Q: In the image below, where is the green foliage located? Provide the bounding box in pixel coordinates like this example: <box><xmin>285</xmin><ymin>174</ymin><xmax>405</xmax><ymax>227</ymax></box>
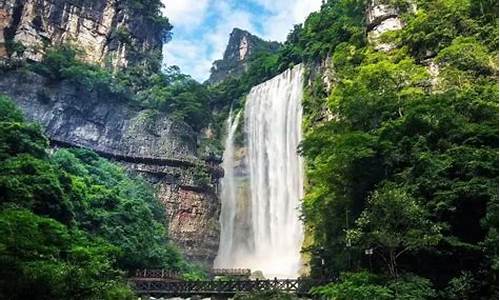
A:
<box><xmin>192</xmin><ymin>163</ymin><xmax>211</xmax><ymax>187</ymax></box>
<box><xmin>101</xmin><ymin>283</ymin><xmax>136</xmax><ymax>300</ymax></box>
<box><xmin>311</xmin><ymin>272</ymin><xmax>393</xmax><ymax>300</ymax></box>
<box><xmin>30</xmin><ymin>45</ymin><xmax>130</xmax><ymax>99</ymax></box>
<box><xmin>388</xmin><ymin>274</ymin><xmax>437</xmax><ymax>300</ymax></box>
<box><xmin>0</xmin><ymin>121</ymin><xmax>48</xmax><ymax>160</ymax></box>
<box><xmin>441</xmin><ymin>272</ymin><xmax>477</xmax><ymax>299</ymax></box>
<box><xmin>30</xmin><ymin>45</ymin><xmax>80</xmax><ymax>81</ymax></box>
<box><xmin>398</xmin><ymin>0</ymin><xmax>498</xmax><ymax>58</ymax></box>
<box><xmin>286</xmin><ymin>0</ymin><xmax>366</xmax><ymax>62</ymax></box>
<box><xmin>182</xmin><ymin>267</ymin><xmax>209</xmax><ymax>281</ymax></box>
<box><xmin>297</xmin><ymin>0</ymin><xmax>498</xmax><ymax>298</ymax></box>
<box><xmin>113</xmin><ymin>27</ymin><xmax>132</xmax><ymax>45</ymax></box>
<box><xmin>0</xmin><ymin>154</ymin><xmax>74</xmax><ymax>224</ymax></box>
<box><xmin>0</xmin><ymin>95</ymin><xmax>23</xmax><ymax>122</ymax></box>
<box><xmin>312</xmin><ymin>272</ymin><xmax>436</xmax><ymax>300</ymax></box>
<box><xmin>27</xmin><ymin>46</ymin><xmax>212</xmax><ymax>130</ymax></box>
<box><xmin>0</xmin><ymin>95</ymin><xmax>200</xmax><ymax>297</ymax></box>
<box><xmin>129</xmin><ymin>66</ymin><xmax>211</xmax><ymax>131</ymax></box>
<box><xmin>51</xmin><ymin>148</ymin><xmax>190</xmax><ymax>271</ymax></box>
<box><xmin>5</xmin><ymin>40</ymin><xmax>26</xmax><ymax>57</ymax></box>
<box><xmin>0</xmin><ymin>208</ymin><xmax>130</xmax><ymax>300</ymax></box>
<box><xmin>234</xmin><ymin>290</ymin><xmax>300</xmax><ymax>300</ymax></box>
<box><xmin>436</xmin><ymin>37</ymin><xmax>495</xmax><ymax>75</ymax></box>
<box><xmin>347</xmin><ymin>184</ymin><xmax>442</xmax><ymax>277</ymax></box>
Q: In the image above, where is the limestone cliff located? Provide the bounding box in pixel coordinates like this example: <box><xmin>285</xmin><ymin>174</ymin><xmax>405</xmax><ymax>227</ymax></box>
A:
<box><xmin>0</xmin><ymin>0</ymin><xmax>165</xmax><ymax>70</ymax></box>
<box><xmin>208</xmin><ymin>28</ymin><xmax>279</xmax><ymax>84</ymax></box>
<box><xmin>0</xmin><ymin>0</ymin><xmax>223</xmax><ymax>267</ymax></box>
<box><xmin>0</xmin><ymin>70</ymin><xmax>222</xmax><ymax>267</ymax></box>
<box><xmin>366</xmin><ymin>0</ymin><xmax>416</xmax><ymax>52</ymax></box>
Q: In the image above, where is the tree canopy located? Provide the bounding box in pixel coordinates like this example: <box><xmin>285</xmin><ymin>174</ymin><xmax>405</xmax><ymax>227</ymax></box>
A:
<box><xmin>0</xmin><ymin>95</ymin><xmax>200</xmax><ymax>299</ymax></box>
<box><xmin>295</xmin><ymin>0</ymin><xmax>498</xmax><ymax>298</ymax></box>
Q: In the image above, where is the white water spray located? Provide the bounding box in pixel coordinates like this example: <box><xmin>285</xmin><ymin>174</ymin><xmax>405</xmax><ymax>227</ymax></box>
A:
<box><xmin>214</xmin><ymin>109</ymin><xmax>241</xmax><ymax>267</ymax></box>
<box><xmin>215</xmin><ymin>64</ymin><xmax>305</xmax><ymax>278</ymax></box>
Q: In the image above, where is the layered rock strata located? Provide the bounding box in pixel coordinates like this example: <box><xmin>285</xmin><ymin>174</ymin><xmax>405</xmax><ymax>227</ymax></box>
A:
<box><xmin>0</xmin><ymin>0</ymin><xmax>163</xmax><ymax>69</ymax></box>
<box><xmin>0</xmin><ymin>70</ymin><xmax>222</xmax><ymax>267</ymax></box>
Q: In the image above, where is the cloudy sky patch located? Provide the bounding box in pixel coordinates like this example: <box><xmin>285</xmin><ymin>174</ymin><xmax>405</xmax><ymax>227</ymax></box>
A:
<box><xmin>162</xmin><ymin>0</ymin><xmax>322</xmax><ymax>82</ymax></box>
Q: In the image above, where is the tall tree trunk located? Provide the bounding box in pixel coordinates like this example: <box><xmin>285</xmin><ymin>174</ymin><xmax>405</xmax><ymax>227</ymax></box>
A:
<box><xmin>388</xmin><ymin>249</ymin><xmax>399</xmax><ymax>278</ymax></box>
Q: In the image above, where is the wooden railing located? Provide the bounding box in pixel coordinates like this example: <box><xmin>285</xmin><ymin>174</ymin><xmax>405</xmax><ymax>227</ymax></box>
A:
<box><xmin>130</xmin><ymin>278</ymin><xmax>330</xmax><ymax>297</ymax></box>
<box><xmin>211</xmin><ymin>268</ymin><xmax>251</xmax><ymax>277</ymax></box>
<box><xmin>132</xmin><ymin>269</ymin><xmax>182</xmax><ymax>281</ymax></box>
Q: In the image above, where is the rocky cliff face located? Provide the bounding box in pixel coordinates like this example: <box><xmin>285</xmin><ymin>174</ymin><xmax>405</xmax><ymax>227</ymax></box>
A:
<box><xmin>0</xmin><ymin>70</ymin><xmax>222</xmax><ymax>267</ymax></box>
<box><xmin>366</xmin><ymin>0</ymin><xmax>415</xmax><ymax>52</ymax></box>
<box><xmin>208</xmin><ymin>28</ymin><xmax>279</xmax><ymax>84</ymax></box>
<box><xmin>301</xmin><ymin>1</ymin><xmax>411</xmax><ymax>127</ymax></box>
<box><xmin>0</xmin><ymin>0</ymin><xmax>164</xmax><ymax>69</ymax></box>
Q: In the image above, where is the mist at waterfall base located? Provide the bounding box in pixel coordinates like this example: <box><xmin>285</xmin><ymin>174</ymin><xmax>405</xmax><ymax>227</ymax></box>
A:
<box><xmin>215</xmin><ymin>65</ymin><xmax>305</xmax><ymax>279</ymax></box>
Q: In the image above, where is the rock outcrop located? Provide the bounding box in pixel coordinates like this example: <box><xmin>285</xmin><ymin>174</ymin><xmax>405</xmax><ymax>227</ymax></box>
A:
<box><xmin>366</xmin><ymin>0</ymin><xmax>406</xmax><ymax>52</ymax></box>
<box><xmin>0</xmin><ymin>70</ymin><xmax>222</xmax><ymax>267</ymax></box>
<box><xmin>0</xmin><ymin>0</ymin><xmax>164</xmax><ymax>69</ymax></box>
<box><xmin>0</xmin><ymin>0</ymin><xmax>223</xmax><ymax>268</ymax></box>
<box><xmin>208</xmin><ymin>28</ymin><xmax>280</xmax><ymax>84</ymax></box>
<box><xmin>365</xmin><ymin>1</ymin><xmax>438</xmax><ymax>83</ymax></box>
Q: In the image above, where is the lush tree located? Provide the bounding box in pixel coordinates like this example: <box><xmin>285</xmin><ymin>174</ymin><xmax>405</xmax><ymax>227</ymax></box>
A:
<box><xmin>297</xmin><ymin>0</ymin><xmax>498</xmax><ymax>298</ymax></box>
<box><xmin>0</xmin><ymin>95</ymin><xmax>200</xmax><ymax>297</ymax></box>
<box><xmin>0</xmin><ymin>95</ymin><xmax>23</xmax><ymax>122</ymax></box>
<box><xmin>388</xmin><ymin>274</ymin><xmax>437</xmax><ymax>300</ymax></box>
<box><xmin>347</xmin><ymin>184</ymin><xmax>442</xmax><ymax>278</ymax></box>
<box><xmin>25</xmin><ymin>45</ymin><xmax>213</xmax><ymax>131</ymax></box>
<box><xmin>0</xmin><ymin>208</ymin><xmax>134</xmax><ymax>300</ymax></box>
<box><xmin>234</xmin><ymin>291</ymin><xmax>300</xmax><ymax>300</ymax></box>
<box><xmin>311</xmin><ymin>272</ymin><xmax>393</xmax><ymax>300</ymax></box>
<box><xmin>0</xmin><ymin>154</ymin><xmax>74</xmax><ymax>224</ymax></box>
<box><xmin>51</xmin><ymin>148</ymin><xmax>188</xmax><ymax>270</ymax></box>
<box><xmin>312</xmin><ymin>272</ymin><xmax>437</xmax><ymax>300</ymax></box>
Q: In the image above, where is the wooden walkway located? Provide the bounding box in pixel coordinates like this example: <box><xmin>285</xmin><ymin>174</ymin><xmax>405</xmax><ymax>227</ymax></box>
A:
<box><xmin>130</xmin><ymin>270</ymin><xmax>332</xmax><ymax>298</ymax></box>
<box><xmin>131</xmin><ymin>278</ymin><xmax>327</xmax><ymax>297</ymax></box>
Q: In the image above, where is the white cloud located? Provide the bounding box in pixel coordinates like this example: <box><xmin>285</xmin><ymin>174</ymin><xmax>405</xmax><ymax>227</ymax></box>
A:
<box><xmin>161</xmin><ymin>0</ymin><xmax>322</xmax><ymax>82</ymax></box>
<box><xmin>204</xmin><ymin>1</ymin><xmax>257</xmax><ymax>62</ymax></box>
<box><xmin>293</xmin><ymin>1</ymin><xmax>323</xmax><ymax>21</ymax></box>
<box><xmin>161</xmin><ymin>0</ymin><xmax>210</xmax><ymax>30</ymax></box>
<box><xmin>260</xmin><ymin>0</ymin><xmax>323</xmax><ymax>41</ymax></box>
<box><xmin>253</xmin><ymin>0</ymin><xmax>323</xmax><ymax>24</ymax></box>
<box><xmin>162</xmin><ymin>40</ymin><xmax>213</xmax><ymax>81</ymax></box>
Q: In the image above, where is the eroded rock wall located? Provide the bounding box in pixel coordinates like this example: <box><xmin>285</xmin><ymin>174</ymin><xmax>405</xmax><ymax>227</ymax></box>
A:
<box><xmin>0</xmin><ymin>0</ymin><xmax>163</xmax><ymax>69</ymax></box>
<box><xmin>0</xmin><ymin>70</ymin><xmax>221</xmax><ymax>267</ymax></box>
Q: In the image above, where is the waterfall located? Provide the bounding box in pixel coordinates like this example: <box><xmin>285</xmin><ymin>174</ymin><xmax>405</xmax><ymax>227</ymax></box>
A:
<box><xmin>215</xmin><ymin>64</ymin><xmax>305</xmax><ymax>279</ymax></box>
<box><xmin>214</xmin><ymin>109</ymin><xmax>241</xmax><ymax>267</ymax></box>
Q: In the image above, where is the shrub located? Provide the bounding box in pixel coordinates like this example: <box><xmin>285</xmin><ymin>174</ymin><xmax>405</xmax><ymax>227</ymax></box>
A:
<box><xmin>388</xmin><ymin>274</ymin><xmax>437</xmax><ymax>300</ymax></box>
<box><xmin>311</xmin><ymin>272</ymin><xmax>393</xmax><ymax>300</ymax></box>
<box><xmin>234</xmin><ymin>291</ymin><xmax>300</xmax><ymax>300</ymax></box>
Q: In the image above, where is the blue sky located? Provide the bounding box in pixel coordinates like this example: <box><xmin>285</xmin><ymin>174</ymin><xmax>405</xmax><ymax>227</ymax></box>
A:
<box><xmin>161</xmin><ymin>0</ymin><xmax>322</xmax><ymax>82</ymax></box>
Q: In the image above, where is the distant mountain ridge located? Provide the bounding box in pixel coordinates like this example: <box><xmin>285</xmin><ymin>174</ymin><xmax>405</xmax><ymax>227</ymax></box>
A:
<box><xmin>207</xmin><ymin>28</ymin><xmax>280</xmax><ymax>84</ymax></box>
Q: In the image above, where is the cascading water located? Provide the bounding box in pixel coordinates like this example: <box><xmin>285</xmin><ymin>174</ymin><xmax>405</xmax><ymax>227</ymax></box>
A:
<box><xmin>214</xmin><ymin>109</ymin><xmax>241</xmax><ymax>267</ymax></box>
<box><xmin>215</xmin><ymin>64</ymin><xmax>305</xmax><ymax>278</ymax></box>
